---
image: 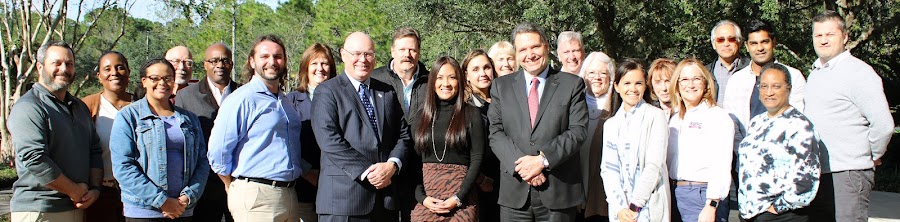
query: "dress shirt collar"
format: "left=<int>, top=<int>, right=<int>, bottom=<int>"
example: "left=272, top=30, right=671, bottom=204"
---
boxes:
left=248, top=75, right=280, bottom=97
left=524, top=66, right=550, bottom=86
left=813, top=50, right=852, bottom=71
left=686, top=100, right=712, bottom=114
left=207, top=77, right=233, bottom=105
left=347, top=74, right=372, bottom=92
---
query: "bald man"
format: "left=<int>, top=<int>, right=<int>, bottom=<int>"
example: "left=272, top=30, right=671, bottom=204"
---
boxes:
left=311, top=32, right=411, bottom=222
left=165, top=46, right=194, bottom=95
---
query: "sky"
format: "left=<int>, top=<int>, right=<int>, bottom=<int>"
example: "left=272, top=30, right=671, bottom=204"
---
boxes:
left=59, top=0, right=285, bottom=23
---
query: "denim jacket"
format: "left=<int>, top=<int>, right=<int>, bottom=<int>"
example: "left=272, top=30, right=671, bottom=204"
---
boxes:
left=109, top=98, right=209, bottom=210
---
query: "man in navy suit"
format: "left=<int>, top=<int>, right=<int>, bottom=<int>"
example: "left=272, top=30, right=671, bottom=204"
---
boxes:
left=312, top=32, right=412, bottom=222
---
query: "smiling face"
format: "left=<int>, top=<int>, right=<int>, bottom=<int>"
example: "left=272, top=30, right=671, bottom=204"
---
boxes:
left=582, top=60, right=610, bottom=97
left=307, top=55, right=331, bottom=88
left=97, top=53, right=130, bottom=94
left=677, top=65, right=707, bottom=108
left=492, top=53, right=517, bottom=76
left=37, top=46, right=75, bottom=93
left=812, top=19, right=849, bottom=63
left=614, top=69, right=646, bottom=111
left=514, top=32, right=549, bottom=76
left=465, top=55, right=493, bottom=91
left=390, top=36, right=420, bottom=72
left=203, top=44, right=233, bottom=85
left=342, top=32, right=376, bottom=81
left=746, top=30, right=775, bottom=67
left=249, top=40, right=286, bottom=81
left=557, top=40, right=584, bottom=74
left=142, top=63, right=175, bottom=101
left=434, top=64, right=459, bottom=101
left=759, top=68, right=791, bottom=116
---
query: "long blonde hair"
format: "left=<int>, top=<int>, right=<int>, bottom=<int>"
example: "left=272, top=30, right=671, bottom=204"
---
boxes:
left=669, top=58, right=717, bottom=119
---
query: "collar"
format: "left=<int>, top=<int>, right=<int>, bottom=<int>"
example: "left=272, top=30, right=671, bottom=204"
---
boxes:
left=346, top=73, right=372, bottom=91
left=33, top=83, right=74, bottom=104
left=524, top=66, right=550, bottom=81
left=717, top=56, right=745, bottom=71
left=813, top=50, right=852, bottom=71
left=207, top=77, right=232, bottom=94
left=617, top=99, right=647, bottom=118
left=135, top=98, right=175, bottom=120
left=247, top=75, right=279, bottom=96
left=686, top=100, right=712, bottom=113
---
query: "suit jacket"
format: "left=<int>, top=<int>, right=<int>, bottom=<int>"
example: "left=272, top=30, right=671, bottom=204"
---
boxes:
left=285, top=91, right=321, bottom=203
left=488, top=68, right=588, bottom=210
left=312, top=74, right=412, bottom=216
left=174, top=78, right=241, bottom=143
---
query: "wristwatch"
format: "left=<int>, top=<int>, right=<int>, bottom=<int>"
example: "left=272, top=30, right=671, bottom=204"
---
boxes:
left=708, top=199, right=719, bottom=208
left=629, top=203, right=642, bottom=212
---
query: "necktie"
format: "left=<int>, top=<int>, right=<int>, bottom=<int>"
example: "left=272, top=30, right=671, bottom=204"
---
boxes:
left=359, top=84, right=379, bottom=135
left=528, top=78, right=539, bottom=128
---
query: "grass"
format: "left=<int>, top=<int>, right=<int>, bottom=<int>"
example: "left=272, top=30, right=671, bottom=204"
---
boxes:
left=0, top=166, right=14, bottom=189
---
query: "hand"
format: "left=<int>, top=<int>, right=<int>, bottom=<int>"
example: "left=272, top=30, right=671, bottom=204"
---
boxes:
left=178, top=195, right=190, bottom=207
left=160, top=198, right=185, bottom=219
left=303, top=169, right=320, bottom=187
left=478, top=176, right=494, bottom=192
left=367, top=162, right=396, bottom=189
left=75, top=189, right=100, bottom=209
left=698, top=204, right=717, bottom=222
left=438, top=196, right=460, bottom=211
left=526, top=173, right=546, bottom=187
left=875, top=158, right=883, bottom=166
left=767, top=205, right=778, bottom=214
left=617, top=208, right=637, bottom=222
left=68, top=183, right=89, bottom=204
left=423, top=196, right=449, bottom=214
left=514, top=155, right=545, bottom=181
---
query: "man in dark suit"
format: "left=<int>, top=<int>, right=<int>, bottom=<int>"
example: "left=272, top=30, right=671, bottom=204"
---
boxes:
left=312, top=31, right=412, bottom=222
left=174, top=43, right=240, bottom=222
left=488, top=22, right=588, bottom=221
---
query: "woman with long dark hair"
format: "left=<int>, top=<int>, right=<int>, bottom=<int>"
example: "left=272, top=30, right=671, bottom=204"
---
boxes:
left=410, top=57, right=485, bottom=221
left=286, top=43, right=337, bottom=222
left=109, top=59, right=209, bottom=221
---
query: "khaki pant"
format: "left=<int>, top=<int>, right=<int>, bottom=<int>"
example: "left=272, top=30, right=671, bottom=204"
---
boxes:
left=228, top=179, right=299, bottom=222
left=11, top=209, right=84, bottom=222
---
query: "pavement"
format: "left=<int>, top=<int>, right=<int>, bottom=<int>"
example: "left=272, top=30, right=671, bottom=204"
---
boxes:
left=0, top=189, right=897, bottom=221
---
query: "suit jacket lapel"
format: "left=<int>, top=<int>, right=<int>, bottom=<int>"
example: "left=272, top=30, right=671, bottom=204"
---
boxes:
left=534, top=69, right=560, bottom=128
left=512, top=71, right=531, bottom=131
left=374, top=87, right=385, bottom=141
left=340, top=75, right=375, bottom=136
left=198, top=79, right=219, bottom=109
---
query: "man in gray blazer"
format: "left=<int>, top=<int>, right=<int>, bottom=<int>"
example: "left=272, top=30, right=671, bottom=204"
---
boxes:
left=489, top=22, right=588, bottom=221
left=175, top=43, right=240, bottom=222
left=312, top=32, right=412, bottom=222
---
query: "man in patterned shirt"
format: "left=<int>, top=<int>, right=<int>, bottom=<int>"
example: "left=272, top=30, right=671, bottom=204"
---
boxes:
left=737, top=63, right=819, bottom=221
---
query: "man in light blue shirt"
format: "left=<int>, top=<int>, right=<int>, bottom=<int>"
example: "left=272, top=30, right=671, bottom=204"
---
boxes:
left=207, top=34, right=310, bottom=221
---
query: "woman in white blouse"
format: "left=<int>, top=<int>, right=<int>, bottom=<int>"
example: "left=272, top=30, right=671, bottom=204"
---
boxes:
left=667, top=58, right=734, bottom=222
left=600, top=59, right=670, bottom=222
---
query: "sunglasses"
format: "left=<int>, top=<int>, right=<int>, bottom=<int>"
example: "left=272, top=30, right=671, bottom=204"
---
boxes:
left=716, top=37, right=739, bottom=43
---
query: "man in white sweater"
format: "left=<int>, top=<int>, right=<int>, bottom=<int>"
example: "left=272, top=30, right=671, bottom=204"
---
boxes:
left=804, top=11, right=894, bottom=222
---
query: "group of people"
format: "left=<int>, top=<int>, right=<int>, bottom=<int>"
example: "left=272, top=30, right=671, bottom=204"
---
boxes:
left=6, top=10, right=893, bottom=222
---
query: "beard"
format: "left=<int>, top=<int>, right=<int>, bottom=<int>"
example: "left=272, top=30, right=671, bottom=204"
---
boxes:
left=40, top=71, right=71, bottom=92
left=257, top=67, right=286, bottom=81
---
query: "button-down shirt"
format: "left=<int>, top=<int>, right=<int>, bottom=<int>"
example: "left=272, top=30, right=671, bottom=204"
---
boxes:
left=713, top=57, right=747, bottom=104
left=738, top=107, right=819, bottom=219
left=667, top=102, right=734, bottom=200
left=723, top=61, right=806, bottom=132
left=805, top=50, right=894, bottom=173
left=207, top=77, right=233, bottom=105
left=207, top=76, right=304, bottom=181
left=390, top=62, right=421, bottom=110
left=524, top=67, right=550, bottom=99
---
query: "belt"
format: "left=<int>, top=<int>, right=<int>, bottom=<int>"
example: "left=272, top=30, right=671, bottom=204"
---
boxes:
left=672, top=180, right=707, bottom=186
left=236, top=176, right=296, bottom=188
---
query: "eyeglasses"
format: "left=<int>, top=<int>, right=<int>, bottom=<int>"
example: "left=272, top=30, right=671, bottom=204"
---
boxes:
left=167, top=59, right=194, bottom=68
left=144, top=75, right=175, bottom=83
left=715, top=37, right=739, bottom=43
left=678, top=77, right=704, bottom=86
left=342, top=49, right=375, bottom=60
left=759, top=83, right=788, bottom=91
left=205, top=58, right=232, bottom=65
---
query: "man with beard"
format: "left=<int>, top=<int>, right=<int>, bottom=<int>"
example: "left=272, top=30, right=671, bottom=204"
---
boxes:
left=165, top=45, right=194, bottom=95
left=556, top=31, right=585, bottom=75
left=81, top=51, right=136, bottom=222
left=8, top=40, right=103, bottom=221
left=207, top=35, right=307, bottom=221
left=176, top=43, right=241, bottom=222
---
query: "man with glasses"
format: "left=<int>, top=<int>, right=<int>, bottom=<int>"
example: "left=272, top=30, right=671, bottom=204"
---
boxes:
left=312, top=31, right=411, bottom=222
left=175, top=43, right=241, bottom=222
left=165, top=45, right=194, bottom=95
left=706, top=20, right=750, bottom=104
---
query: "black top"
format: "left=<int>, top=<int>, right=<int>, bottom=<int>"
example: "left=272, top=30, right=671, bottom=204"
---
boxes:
left=414, top=99, right=485, bottom=203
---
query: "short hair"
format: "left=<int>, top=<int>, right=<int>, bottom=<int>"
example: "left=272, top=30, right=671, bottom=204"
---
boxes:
left=648, top=58, right=677, bottom=101
left=296, top=43, right=337, bottom=93
left=578, top=51, right=615, bottom=80
left=99, top=50, right=130, bottom=70
left=557, top=31, right=583, bottom=48
left=745, top=19, right=776, bottom=40
left=510, top=22, right=549, bottom=46
left=670, top=58, right=717, bottom=118
left=710, top=20, right=743, bottom=44
left=759, top=63, right=792, bottom=89
left=488, top=41, right=515, bottom=59
left=36, top=40, right=73, bottom=64
left=242, top=34, right=287, bottom=82
left=392, top=26, right=421, bottom=48
left=813, top=10, right=847, bottom=34
left=140, top=58, right=175, bottom=78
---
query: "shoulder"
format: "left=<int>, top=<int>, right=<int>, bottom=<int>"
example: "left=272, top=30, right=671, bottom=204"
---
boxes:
left=370, top=66, right=391, bottom=79
left=369, top=77, right=394, bottom=93
left=81, top=93, right=101, bottom=104
left=9, top=92, right=44, bottom=118
left=179, top=83, right=202, bottom=95
left=841, top=56, right=880, bottom=81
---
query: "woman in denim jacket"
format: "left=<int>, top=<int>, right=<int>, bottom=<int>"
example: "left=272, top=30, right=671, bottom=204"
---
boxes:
left=110, top=59, right=209, bottom=221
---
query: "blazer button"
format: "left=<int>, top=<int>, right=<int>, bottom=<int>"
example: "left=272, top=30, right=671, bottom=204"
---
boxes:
left=530, top=142, right=535, bottom=146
